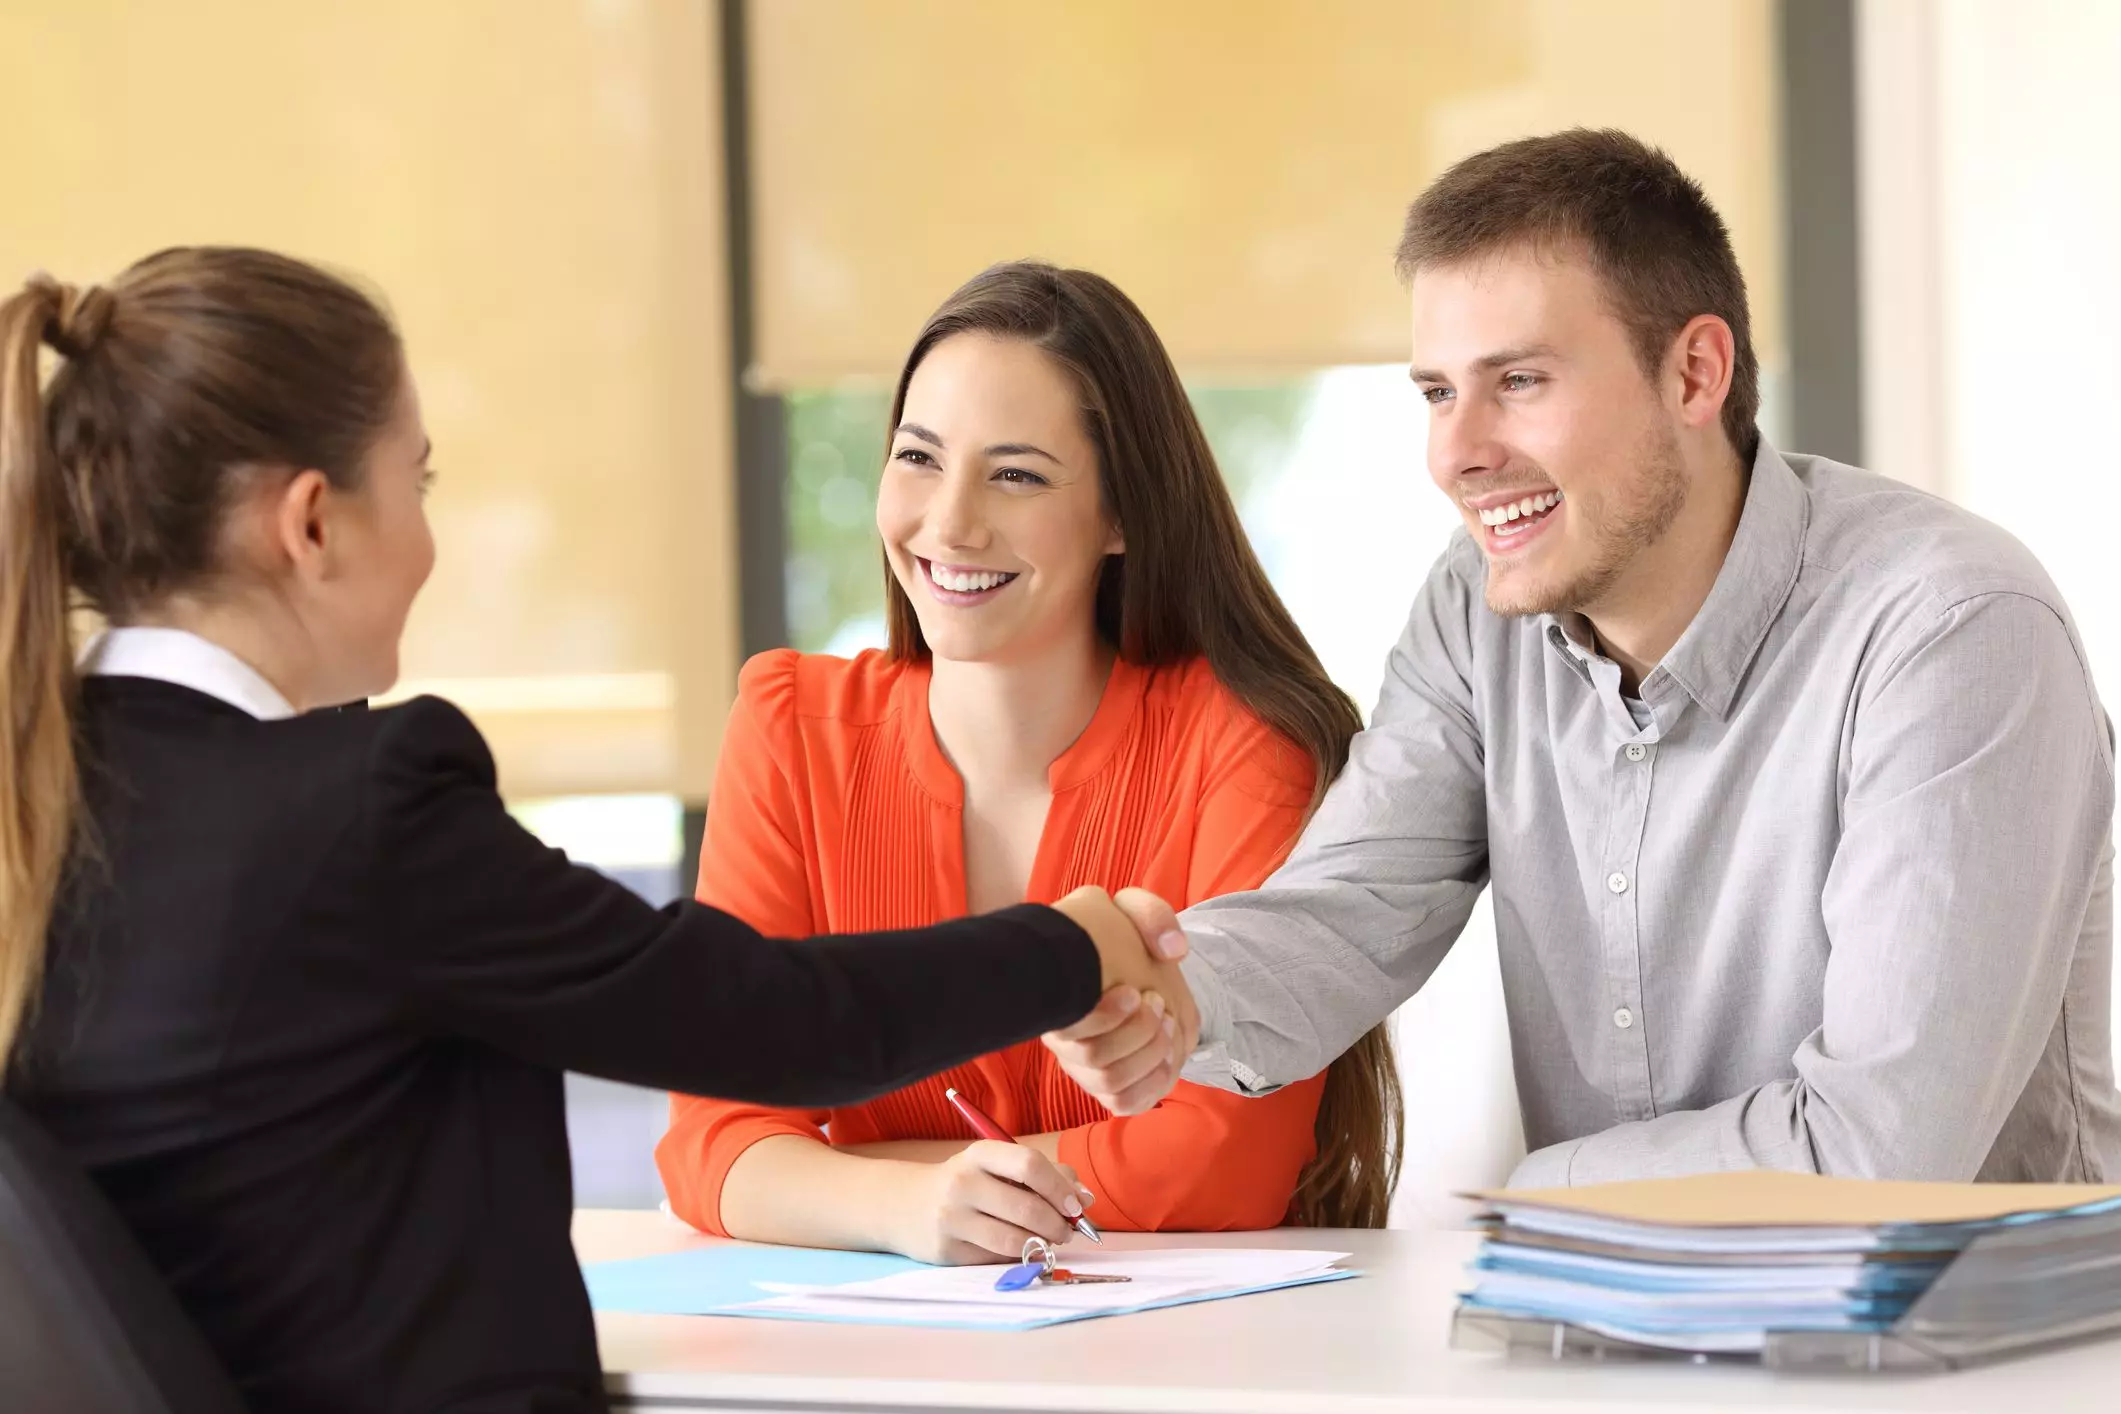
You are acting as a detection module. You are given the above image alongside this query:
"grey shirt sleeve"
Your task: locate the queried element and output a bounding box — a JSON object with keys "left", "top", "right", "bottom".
{"left": 1181, "top": 544, "right": 1492, "bottom": 1093}
{"left": 1510, "top": 591, "right": 2115, "bottom": 1186}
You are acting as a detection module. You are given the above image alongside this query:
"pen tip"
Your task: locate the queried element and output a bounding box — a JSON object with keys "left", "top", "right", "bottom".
{"left": 1077, "top": 1216, "right": 1103, "bottom": 1243}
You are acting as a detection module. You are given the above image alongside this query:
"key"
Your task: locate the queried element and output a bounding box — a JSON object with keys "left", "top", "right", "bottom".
{"left": 994, "top": 1262, "right": 1046, "bottom": 1292}
{"left": 994, "top": 1236, "right": 1129, "bottom": 1290}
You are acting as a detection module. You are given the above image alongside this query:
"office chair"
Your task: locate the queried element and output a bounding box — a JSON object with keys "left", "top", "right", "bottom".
{"left": 0, "top": 1096, "right": 245, "bottom": 1412}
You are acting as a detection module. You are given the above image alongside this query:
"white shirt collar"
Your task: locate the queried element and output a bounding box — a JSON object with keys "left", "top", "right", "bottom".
{"left": 79, "top": 627, "right": 297, "bottom": 721}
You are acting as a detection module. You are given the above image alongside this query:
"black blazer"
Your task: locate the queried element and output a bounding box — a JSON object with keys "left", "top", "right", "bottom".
{"left": 11, "top": 679, "right": 1098, "bottom": 1413}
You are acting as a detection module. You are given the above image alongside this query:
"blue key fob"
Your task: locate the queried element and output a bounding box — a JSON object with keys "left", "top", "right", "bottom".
{"left": 994, "top": 1262, "right": 1044, "bottom": 1292}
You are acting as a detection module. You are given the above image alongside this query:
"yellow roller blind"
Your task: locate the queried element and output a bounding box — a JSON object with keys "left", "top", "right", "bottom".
{"left": 0, "top": 0, "right": 738, "bottom": 799}
{"left": 748, "top": 0, "right": 1783, "bottom": 385}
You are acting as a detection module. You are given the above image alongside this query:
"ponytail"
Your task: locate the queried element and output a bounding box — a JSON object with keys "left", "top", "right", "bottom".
{"left": 0, "top": 250, "right": 401, "bottom": 1078}
{"left": 0, "top": 278, "right": 95, "bottom": 1071}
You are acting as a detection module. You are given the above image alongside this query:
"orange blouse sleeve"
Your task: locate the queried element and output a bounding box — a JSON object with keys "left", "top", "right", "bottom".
{"left": 1055, "top": 699, "right": 1331, "bottom": 1231}
{"left": 655, "top": 651, "right": 834, "bottom": 1235}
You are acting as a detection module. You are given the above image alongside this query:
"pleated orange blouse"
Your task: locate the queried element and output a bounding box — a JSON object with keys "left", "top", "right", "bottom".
{"left": 655, "top": 648, "right": 1330, "bottom": 1236}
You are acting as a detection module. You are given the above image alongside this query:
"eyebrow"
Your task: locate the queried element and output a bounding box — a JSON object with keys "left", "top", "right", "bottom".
{"left": 894, "top": 423, "right": 1062, "bottom": 464}
{"left": 1409, "top": 343, "right": 1563, "bottom": 384}
{"left": 984, "top": 442, "right": 1060, "bottom": 464}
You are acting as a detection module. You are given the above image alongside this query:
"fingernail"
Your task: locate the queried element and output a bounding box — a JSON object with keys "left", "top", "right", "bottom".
{"left": 1162, "top": 1016, "right": 1177, "bottom": 1038}
{"left": 1114, "top": 989, "right": 1140, "bottom": 1015}
{"left": 1146, "top": 993, "right": 1166, "bottom": 1019}
{"left": 1079, "top": 1186, "right": 1096, "bottom": 1206}
{"left": 1063, "top": 1195, "right": 1083, "bottom": 1217}
{"left": 1156, "top": 929, "right": 1188, "bottom": 959}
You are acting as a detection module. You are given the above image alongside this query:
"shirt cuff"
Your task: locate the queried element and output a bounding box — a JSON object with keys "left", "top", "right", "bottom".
{"left": 1176, "top": 942, "right": 1283, "bottom": 1096}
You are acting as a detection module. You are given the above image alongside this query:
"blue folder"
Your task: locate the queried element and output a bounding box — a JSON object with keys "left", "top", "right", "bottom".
{"left": 585, "top": 1243, "right": 920, "bottom": 1315}
{"left": 583, "top": 1241, "right": 1356, "bottom": 1330}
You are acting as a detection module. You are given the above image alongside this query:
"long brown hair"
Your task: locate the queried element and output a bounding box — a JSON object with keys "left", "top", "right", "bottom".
{"left": 0, "top": 248, "right": 402, "bottom": 1072}
{"left": 883, "top": 262, "right": 1403, "bottom": 1227}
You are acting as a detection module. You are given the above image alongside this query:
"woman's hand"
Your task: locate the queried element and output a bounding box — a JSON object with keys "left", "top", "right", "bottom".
{"left": 1049, "top": 885, "right": 1197, "bottom": 1114}
{"left": 885, "top": 1140, "right": 1095, "bottom": 1266}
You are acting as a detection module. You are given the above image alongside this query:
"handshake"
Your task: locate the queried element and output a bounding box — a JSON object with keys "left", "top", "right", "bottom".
{"left": 1044, "top": 886, "right": 1199, "bottom": 1116}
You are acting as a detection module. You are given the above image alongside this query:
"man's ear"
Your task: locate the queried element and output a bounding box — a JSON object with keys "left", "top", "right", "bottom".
{"left": 270, "top": 469, "right": 337, "bottom": 582}
{"left": 1669, "top": 313, "right": 1736, "bottom": 436}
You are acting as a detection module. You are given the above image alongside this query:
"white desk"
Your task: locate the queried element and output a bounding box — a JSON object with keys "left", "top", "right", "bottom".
{"left": 576, "top": 1209, "right": 2120, "bottom": 1414}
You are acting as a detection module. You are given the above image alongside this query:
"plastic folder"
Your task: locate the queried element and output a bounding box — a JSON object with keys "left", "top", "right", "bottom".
{"left": 1449, "top": 1171, "right": 2121, "bottom": 1372}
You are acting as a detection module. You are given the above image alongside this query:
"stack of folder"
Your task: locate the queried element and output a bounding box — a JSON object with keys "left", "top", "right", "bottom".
{"left": 1451, "top": 1171, "right": 2121, "bottom": 1371}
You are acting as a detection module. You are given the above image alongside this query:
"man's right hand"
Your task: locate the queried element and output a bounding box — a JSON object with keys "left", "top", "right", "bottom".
{"left": 1047, "top": 886, "right": 1195, "bottom": 1115}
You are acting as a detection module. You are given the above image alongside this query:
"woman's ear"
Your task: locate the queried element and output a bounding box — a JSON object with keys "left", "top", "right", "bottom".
{"left": 270, "top": 469, "right": 338, "bottom": 582}
{"left": 1102, "top": 516, "right": 1126, "bottom": 557}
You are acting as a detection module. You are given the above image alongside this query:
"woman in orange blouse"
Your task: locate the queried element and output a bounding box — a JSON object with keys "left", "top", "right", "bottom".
{"left": 657, "top": 262, "right": 1401, "bottom": 1264}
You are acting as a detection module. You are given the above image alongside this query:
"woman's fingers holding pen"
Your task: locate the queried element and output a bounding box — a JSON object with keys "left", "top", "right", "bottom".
{"left": 912, "top": 1141, "right": 1088, "bottom": 1264}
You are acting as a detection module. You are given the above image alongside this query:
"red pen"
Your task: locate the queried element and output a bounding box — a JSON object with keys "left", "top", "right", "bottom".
{"left": 944, "top": 1086, "right": 1102, "bottom": 1243}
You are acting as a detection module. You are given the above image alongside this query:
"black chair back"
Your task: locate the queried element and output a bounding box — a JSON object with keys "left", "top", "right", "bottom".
{"left": 0, "top": 1097, "right": 245, "bottom": 1411}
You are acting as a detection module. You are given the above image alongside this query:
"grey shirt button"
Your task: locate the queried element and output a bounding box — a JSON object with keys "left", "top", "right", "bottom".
{"left": 1614, "top": 1007, "right": 1635, "bottom": 1030}
{"left": 1607, "top": 871, "right": 1629, "bottom": 894}
{"left": 1625, "top": 743, "right": 1649, "bottom": 762}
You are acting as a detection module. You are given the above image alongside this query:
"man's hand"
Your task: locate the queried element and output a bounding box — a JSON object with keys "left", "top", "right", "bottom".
{"left": 1046, "top": 886, "right": 1195, "bottom": 1115}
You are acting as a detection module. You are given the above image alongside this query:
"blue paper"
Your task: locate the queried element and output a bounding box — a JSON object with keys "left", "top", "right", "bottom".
{"left": 585, "top": 1242, "right": 922, "bottom": 1315}
{"left": 585, "top": 1242, "right": 1359, "bottom": 1329}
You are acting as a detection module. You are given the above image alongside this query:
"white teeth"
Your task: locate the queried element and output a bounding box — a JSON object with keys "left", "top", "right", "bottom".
{"left": 928, "top": 563, "right": 1016, "bottom": 593}
{"left": 1476, "top": 490, "right": 1563, "bottom": 527}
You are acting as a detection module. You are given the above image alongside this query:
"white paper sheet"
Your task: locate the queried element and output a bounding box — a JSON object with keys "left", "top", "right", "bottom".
{"left": 740, "top": 1246, "right": 1352, "bottom": 1328}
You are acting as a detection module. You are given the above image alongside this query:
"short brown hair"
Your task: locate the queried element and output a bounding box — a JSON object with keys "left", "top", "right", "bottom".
{"left": 1396, "top": 128, "right": 1760, "bottom": 463}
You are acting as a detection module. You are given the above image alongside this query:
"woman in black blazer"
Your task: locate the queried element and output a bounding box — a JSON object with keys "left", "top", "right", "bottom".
{"left": 0, "top": 250, "right": 1197, "bottom": 1414}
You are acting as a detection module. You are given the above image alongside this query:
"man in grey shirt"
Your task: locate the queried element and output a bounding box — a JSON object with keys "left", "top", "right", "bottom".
{"left": 1048, "top": 129, "right": 2121, "bottom": 1187}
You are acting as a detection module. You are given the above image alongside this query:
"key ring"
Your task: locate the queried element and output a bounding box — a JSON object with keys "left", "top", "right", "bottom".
{"left": 1020, "top": 1236, "right": 1059, "bottom": 1276}
{"left": 995, "top": 1237, "right": 1060, "bottom": 1292}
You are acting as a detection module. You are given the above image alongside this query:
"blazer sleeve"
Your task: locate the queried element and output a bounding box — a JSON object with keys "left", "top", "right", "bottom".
{"left": 358, "top": 693, "right": 1101, "bottom": 1105}
{"left": 659, "top": 653, "right": 835, "bottom": 1234}
{"left": 1056, "top": 704, "right": 1331, "bottom": 1230}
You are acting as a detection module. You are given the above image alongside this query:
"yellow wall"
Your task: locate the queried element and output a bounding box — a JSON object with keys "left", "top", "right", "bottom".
{"left": 0, "top": 0, "right": 738, "bottom": 799}
{"left": 3, "top": 0, "right": 1791, "bottom": 800}
{"left": 748, "top": 0, "right": 1784, "bottom": 386}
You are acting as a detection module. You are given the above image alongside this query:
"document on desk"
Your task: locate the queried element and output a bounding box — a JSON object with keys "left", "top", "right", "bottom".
{"left": 733, "top": 1246, "right": 1355, "bottom": 1330}
{"left": 1453, "top": 1170, "right": 2121, "bottom": 1360}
